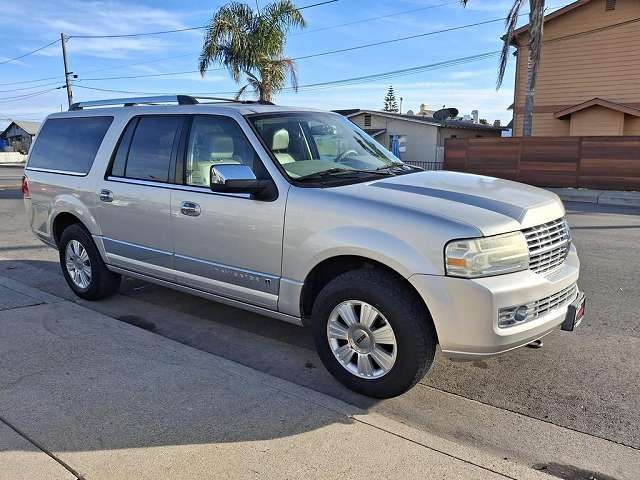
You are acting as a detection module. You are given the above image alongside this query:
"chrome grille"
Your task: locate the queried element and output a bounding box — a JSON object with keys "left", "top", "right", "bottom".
{"left": 498, "top": 283, "right": 578, "bottom": 328}
{"left": 523, "top": 217, "right": 571, "bottom": 275}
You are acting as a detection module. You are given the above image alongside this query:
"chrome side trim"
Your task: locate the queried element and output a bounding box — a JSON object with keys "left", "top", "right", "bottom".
{"left": 103, "top": 237, "right": 173, "bottom": 269}
{"left": 105, "top": 176, "right": 251, "bottom": 198}
{"left": 25, "top": 167, "right": 87, "bottom": 176}
{"left": 174, "top": 253, "right": 280, "bottom": 295}
{"left": 107, "top": 265, "right": 303, "bottom": 326}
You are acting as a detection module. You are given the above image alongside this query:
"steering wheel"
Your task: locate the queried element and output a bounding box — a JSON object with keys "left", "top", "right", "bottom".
{"left": 335, "top": 149, "right": 359, "bottom": 163}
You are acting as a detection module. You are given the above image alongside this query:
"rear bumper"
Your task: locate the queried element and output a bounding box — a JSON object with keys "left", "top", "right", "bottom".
{"left": 409, "top": 245, "right": 580, "bottom": 360}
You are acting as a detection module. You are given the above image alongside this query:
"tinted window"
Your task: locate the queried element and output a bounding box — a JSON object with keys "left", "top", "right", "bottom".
{"left": 125, "top": 116, "right": 182, "bottom": 182}
{"left": 110, "top": 118, "right": 137, "bottom": 177}
{"left": 185, "top": 115, "right": 259, "bottom": 187}
{"left": 28, "top": 116, "right": 112, "bottom": 174}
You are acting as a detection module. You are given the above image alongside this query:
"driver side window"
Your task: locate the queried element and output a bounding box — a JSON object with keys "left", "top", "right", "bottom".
{"left": 185, "top": 115, "right": 259, "bottom": 187}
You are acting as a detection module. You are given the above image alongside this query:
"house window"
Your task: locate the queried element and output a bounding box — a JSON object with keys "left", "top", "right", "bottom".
{"left": 606, "top": 0, "right": 616, "bottom": 10}
{"left": 364, "top": 114, "right": 371, "bottom": 127}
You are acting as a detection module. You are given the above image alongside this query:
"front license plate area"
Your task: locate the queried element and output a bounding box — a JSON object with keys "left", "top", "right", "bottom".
{"left": 561, "top": 292, "right": 586, "bottom": 332}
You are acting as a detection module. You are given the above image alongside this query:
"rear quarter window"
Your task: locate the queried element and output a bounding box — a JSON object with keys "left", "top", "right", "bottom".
{"left": 27, "top": 116, "right": 113, "bottom": 174}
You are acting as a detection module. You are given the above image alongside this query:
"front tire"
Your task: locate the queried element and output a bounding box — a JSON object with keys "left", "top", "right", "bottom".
{"left": 59, "top": 224, "right": 121, "bottom": 300}
{"left": 311, "top": 269, "right": 436, "bottom": 398}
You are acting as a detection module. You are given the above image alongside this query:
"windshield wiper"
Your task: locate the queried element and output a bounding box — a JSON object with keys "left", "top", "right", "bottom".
{"left": 376, "top": 163, "right": 422, "bottom": 175}
{"left": 375, "top": 163, "right": 419, "bottom": 172}
{"left": 296, "top": 168, "right": 390, "bottom": 182}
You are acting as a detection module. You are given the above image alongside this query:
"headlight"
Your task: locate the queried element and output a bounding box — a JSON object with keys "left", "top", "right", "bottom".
{"left": 445, "top": 231, "right": 529, "bottom": 278}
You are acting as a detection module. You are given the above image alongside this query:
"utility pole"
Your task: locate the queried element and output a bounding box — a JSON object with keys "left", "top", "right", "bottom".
{"left": 60, "top": 33, "right": 74, "bottom": 109}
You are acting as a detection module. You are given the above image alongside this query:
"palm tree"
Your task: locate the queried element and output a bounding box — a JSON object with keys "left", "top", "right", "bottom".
{"left": 199, "top": 0, "right": 305, "bottom": 103}
{"left": 462, "top": 0, "right": 545, "bottom": 136}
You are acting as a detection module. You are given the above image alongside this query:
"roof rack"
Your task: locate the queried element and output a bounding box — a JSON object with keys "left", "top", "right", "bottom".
{"left": 69, "top": 95, "right": 274, "bottom": 111}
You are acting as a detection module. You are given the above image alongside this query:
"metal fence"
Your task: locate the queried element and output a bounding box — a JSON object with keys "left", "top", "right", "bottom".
{"left": 404, "top": 161, "right": 444, "bottom": 171}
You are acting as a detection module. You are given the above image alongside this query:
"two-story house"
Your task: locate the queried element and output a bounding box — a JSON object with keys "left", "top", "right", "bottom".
{"left": 511, "top": 0, "right": 640, "bottom": 136}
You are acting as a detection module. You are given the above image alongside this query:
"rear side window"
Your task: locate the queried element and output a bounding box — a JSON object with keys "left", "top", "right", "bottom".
{"left": 110, "top": 116, "right": 182, "bottom": 182}
{"left": 28, "top": 116, "right": 113, "bottom": 174}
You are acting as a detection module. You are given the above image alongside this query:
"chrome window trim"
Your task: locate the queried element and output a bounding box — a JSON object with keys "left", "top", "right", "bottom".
{"left": 25, "top": 167, "right": 87, "bottom": 177}
{"left": 105, "top": 176, "right": 251, "bottom": 199}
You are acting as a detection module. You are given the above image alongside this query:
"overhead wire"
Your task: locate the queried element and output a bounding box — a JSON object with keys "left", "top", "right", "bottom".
{"left": 0, "top": 38, "right": 60, "bottom": 66}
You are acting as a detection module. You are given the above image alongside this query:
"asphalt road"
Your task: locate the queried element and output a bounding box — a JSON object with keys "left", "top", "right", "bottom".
{"left": 0, "top": 166, "right": 23, "bottom": 187}
{"left": 1, "top": 185, "right": 638, "bottom": 476}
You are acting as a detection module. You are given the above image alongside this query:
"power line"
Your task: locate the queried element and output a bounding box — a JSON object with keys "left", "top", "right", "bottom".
{"left": 294, "top": 16, "right": 510, "bottom": 61}
{"left": 0, "top": 75, "right": 64, "bottom": 86}
{"left": 292, "top": 1, "right": 458, "bottom": 35}
{"left": 0, "top": 38, "right": 60, "bottom": 66}
{"left": 75, "top": 3, "right": 454, "bottom": 75}
{"left": 73, "top": 51, "right": 500, "bottom": 97}
{"left": 67, "top": 0, "right": 339, "bottom": 39}
{"left": 0, "top": 80, "right": 65, "bottom": 94}
{"left": 0, "top": 86, "right": 65, "bottom": 103}
{"left": 75, "top": 15, "right": 511, "bottom": 82}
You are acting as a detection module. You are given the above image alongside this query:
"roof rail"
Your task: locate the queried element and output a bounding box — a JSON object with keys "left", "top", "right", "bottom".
{"left": 69, "top": 95, "right": 274, "bottom": 110}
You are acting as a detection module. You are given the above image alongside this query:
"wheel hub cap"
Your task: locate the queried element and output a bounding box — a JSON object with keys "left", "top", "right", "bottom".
{"left": 327, "top": 300, "right": 397, "bottom": 379}
{"left": 65, "top": 240, "right": 92, "bottom": 289}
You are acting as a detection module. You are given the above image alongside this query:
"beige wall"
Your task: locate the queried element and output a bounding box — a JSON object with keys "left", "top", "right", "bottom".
{"left": 624, "top": 115, "right": 640, "bottom": 134}
{"left": 348, "top": 113, "right": 501, "bottom": 163}
{"left": 349, "top": 113, "right": 440, "bottom": 163}
{"left": 513, "top": 0, "right": 640, "bottom": 136}
{"left": 569, "top": 105, "right": 625, "bottom": 135}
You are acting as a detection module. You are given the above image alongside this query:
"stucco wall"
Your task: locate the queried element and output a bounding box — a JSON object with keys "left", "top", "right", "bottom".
{"left": 349, "top": 113, "right": 440, "bottom": 163}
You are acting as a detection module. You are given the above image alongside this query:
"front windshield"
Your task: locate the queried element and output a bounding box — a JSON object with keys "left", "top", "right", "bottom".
{"left": 249, "top": 112, "right": 405, "bottom": 181}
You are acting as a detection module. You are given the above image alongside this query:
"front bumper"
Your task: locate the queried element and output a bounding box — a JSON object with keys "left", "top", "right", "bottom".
{"left": 409, "top": 244, "right": 580, "bottom": 360}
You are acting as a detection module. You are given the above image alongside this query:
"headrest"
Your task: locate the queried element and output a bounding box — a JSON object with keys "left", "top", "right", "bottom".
{"left": 210, "top": 135, "right": 234, "bottom": 158}
{"left": 272, "top": 129, "right": 289, "bottom": 151}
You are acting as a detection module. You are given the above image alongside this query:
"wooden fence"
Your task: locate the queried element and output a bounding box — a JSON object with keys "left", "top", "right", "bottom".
{"left": 444, "top": 136, "right": 640, "bottom": 190}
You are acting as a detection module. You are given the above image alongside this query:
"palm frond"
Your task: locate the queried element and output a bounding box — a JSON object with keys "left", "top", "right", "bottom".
{"left": 200, "top": 0, "right": 306, "bottom": 102}
{"left": 496, "top": 0, "right": 527, "bottom": 89}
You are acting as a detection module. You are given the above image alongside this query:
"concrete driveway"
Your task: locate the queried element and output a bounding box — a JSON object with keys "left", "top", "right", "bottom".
{"left": 1, "top": 186, "right": 638, "bottom": 479}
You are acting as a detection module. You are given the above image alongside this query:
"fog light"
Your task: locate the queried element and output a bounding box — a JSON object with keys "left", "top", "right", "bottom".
{"left": 514, "top": 305, "right": 528, "bottom": 322}
{"left": 498, "top": 304, "right": 530, "bottom": 328}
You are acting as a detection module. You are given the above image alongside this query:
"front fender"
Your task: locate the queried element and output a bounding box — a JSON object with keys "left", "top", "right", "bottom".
{"left": 283, "top": 225, "right": 440, "bottom": 282}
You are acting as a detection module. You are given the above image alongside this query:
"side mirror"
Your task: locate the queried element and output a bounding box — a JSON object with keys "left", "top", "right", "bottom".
{"left": 210, "top": 163, "right": 276, "bottom": 201}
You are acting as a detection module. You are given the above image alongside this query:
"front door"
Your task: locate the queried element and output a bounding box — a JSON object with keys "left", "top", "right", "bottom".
{"left": 96, "top": 114, "right": 184, "bottom": 281}
{"left": 170, "top": 114, "right": 286, "bottom": 309}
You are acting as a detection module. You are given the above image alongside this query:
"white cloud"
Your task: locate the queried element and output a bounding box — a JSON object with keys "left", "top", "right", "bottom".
{"left": 6, "top": 0, "right": 198, "bottom": 59}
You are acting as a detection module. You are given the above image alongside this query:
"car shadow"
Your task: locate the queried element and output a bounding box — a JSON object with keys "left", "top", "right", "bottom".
{"left": 0, "top": 257, "right": 387, "bottom": 455}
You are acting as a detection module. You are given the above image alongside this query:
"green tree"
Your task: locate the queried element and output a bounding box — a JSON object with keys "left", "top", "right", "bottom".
{"left": 199, "top": 1, "right": 305, "bottom": 103}
{"left": 462, "top": 0, "right": 545, "bottom": 136}
{"left": 383, "top": 86, "right": 399, "bottom": 112}
{"left": 479, "top": 118, "right": 488, "bottom": 125}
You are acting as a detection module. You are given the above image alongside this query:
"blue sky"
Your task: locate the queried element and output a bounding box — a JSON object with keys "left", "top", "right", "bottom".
{"left": 0, "top": 0, "right": 572, "bottom": 128}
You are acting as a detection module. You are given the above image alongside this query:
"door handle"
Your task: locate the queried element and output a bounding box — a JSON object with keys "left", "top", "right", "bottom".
{"left": 99, "top": 189, "right": 113, "bottom": 202}
{"left": 180, "top": 201, "right": 201, "bottom": 217}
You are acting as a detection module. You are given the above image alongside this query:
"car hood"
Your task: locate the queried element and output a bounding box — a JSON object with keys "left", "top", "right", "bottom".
{"left": 336, "top": 170, "right": 565, "bottom": 236}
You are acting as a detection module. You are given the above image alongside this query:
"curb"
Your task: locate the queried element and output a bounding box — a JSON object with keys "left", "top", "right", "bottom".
{"left": 547, "top": 188, "right": 640, "bottom": 208}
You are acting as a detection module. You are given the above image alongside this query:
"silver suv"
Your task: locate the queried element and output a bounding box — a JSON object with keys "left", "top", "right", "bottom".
{"left": 22, "top": 96, "right": 584, "bottom": 398}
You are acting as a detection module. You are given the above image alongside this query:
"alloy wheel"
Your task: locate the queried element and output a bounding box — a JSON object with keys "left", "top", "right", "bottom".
{"left": 327, "top": 300, "right": 397, "bottom": 379}
{"left": 65, "top": 240, "right": 92, "bottom": 289}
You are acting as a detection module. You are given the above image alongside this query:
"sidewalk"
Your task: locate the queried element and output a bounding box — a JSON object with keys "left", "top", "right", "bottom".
{"left": 549, "top": 187, "right": 640, "bottom": 208}
{"left": 0, "top": 275, "right": 559, "bottom": 480}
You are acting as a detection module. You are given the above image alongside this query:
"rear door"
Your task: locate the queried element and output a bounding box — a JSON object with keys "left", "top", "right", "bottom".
{"left": 170, "top": 114, "right": 286, "bottom": 310}
{"left": 96, "top": 114, "right": 185, "bottom": 281}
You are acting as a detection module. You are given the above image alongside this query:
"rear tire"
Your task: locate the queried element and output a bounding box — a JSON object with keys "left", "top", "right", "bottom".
{"left": 59, "top": 224, "right": 121, "bottom": 300}
{"left": 311, "top": 268, "right": 436, "bottom": 398}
